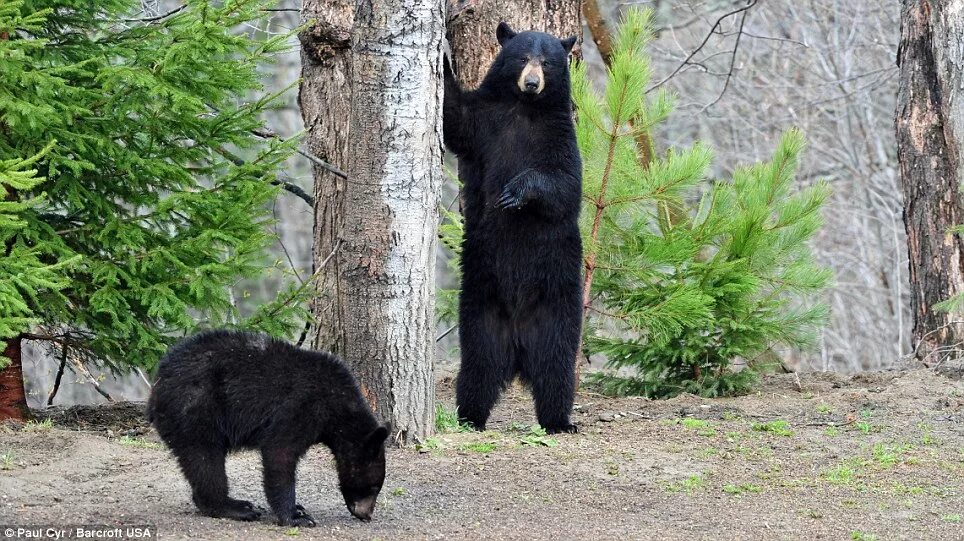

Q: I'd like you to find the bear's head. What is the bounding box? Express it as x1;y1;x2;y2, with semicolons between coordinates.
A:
483;22;577;104
335;424;389;521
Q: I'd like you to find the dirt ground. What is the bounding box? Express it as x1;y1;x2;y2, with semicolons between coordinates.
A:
1;370;963;540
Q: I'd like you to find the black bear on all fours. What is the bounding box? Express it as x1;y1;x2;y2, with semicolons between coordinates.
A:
444;22;582;434
147;330;388;527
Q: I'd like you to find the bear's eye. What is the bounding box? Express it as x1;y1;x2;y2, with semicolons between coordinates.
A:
519;57;528;65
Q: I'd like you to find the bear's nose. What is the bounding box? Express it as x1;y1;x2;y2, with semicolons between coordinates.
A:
524;76;541;93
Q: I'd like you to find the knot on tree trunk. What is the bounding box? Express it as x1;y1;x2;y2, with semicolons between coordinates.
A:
300;22;351;66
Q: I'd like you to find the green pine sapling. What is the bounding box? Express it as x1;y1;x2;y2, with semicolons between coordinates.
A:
576;8;831;398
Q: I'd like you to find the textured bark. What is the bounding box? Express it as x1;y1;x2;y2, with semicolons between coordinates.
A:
896;0;964;363
331;0;444;444
299;0;355;353
0;336;30;421
446;0;582;88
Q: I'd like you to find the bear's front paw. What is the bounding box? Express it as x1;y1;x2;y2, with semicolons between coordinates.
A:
544;423;578;435
496;179;530;210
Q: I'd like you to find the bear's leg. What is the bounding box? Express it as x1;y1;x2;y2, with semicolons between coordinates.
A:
519;305;580;434
456;304;514;431
262;446;315;527
174;446;261;521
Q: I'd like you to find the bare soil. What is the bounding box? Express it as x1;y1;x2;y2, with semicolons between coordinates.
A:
1;370;963;540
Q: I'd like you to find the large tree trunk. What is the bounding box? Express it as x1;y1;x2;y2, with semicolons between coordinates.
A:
299;0;355;353
302;0;444;444
896;0;964;364
0;336;30;421
446;0;582;88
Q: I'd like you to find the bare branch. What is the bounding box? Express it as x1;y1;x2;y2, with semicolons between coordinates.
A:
251;127;349;180
121;4;186;23
648;0;758;93
699;5;751;112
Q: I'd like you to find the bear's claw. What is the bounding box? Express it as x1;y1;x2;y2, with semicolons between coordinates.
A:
496;182;528;210
279;505;316;528
544;423;578;434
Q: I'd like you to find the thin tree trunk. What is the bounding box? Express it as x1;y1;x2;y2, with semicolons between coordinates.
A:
0;336;30;421
896;0;964;364
446;0;581;88
332;0;444;444
299;0;355;353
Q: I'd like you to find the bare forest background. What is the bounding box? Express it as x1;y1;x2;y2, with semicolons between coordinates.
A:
21;0;903;406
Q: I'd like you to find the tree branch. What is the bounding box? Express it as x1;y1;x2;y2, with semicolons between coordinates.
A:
647;0;758;93
214;146;315;207
699;4;751;112
251;127;349;180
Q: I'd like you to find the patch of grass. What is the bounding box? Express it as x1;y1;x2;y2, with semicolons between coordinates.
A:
751;420;793;437
23;418;53;432
721;410;741;421
816;403;833;414
851;531;877;541
415;437;444;453
664;474;706;494
942;514;961;523
918;423;938;446
435;404;470;433
722;483;763;495
871;443;914;468
0;451;14;470
824;427;840;437
891;482;927;496
506;422;531;433
697;447;722;458
606;462;619;476
801;392;814;399
680;418;710;429
520;426;558;448
854;421;874;435
283;527;300;536
390;487;406;497
667;418;717;437
119;436;160;449
461;441;497;454
824;465;857;486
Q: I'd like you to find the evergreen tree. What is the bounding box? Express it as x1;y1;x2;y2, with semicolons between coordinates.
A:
575;9;831;397
0;0;308;418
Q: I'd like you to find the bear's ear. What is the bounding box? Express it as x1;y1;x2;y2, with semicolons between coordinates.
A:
496;21;517;46
561;35;577;53
366;425;389;448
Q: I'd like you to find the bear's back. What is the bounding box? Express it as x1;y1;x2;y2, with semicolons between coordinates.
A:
149;330;367;449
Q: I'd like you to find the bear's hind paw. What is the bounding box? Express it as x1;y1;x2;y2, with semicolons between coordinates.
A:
279;505;316;528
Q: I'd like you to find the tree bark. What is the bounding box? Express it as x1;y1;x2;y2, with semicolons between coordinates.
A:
896;0;964;363
299;0;355;353
0;336;30;421
446;0;582;88
323;0;444;445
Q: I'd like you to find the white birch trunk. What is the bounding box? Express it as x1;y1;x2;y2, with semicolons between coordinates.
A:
337;0;444;444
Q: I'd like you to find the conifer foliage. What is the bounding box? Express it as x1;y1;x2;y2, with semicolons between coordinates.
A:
0;0;307;389
576;9;831;398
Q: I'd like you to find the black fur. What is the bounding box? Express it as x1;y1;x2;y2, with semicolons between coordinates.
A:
147;330;388;526
444;23;582;434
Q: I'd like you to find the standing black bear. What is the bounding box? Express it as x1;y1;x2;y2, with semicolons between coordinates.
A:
147;330;388;526
444;22;582;434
